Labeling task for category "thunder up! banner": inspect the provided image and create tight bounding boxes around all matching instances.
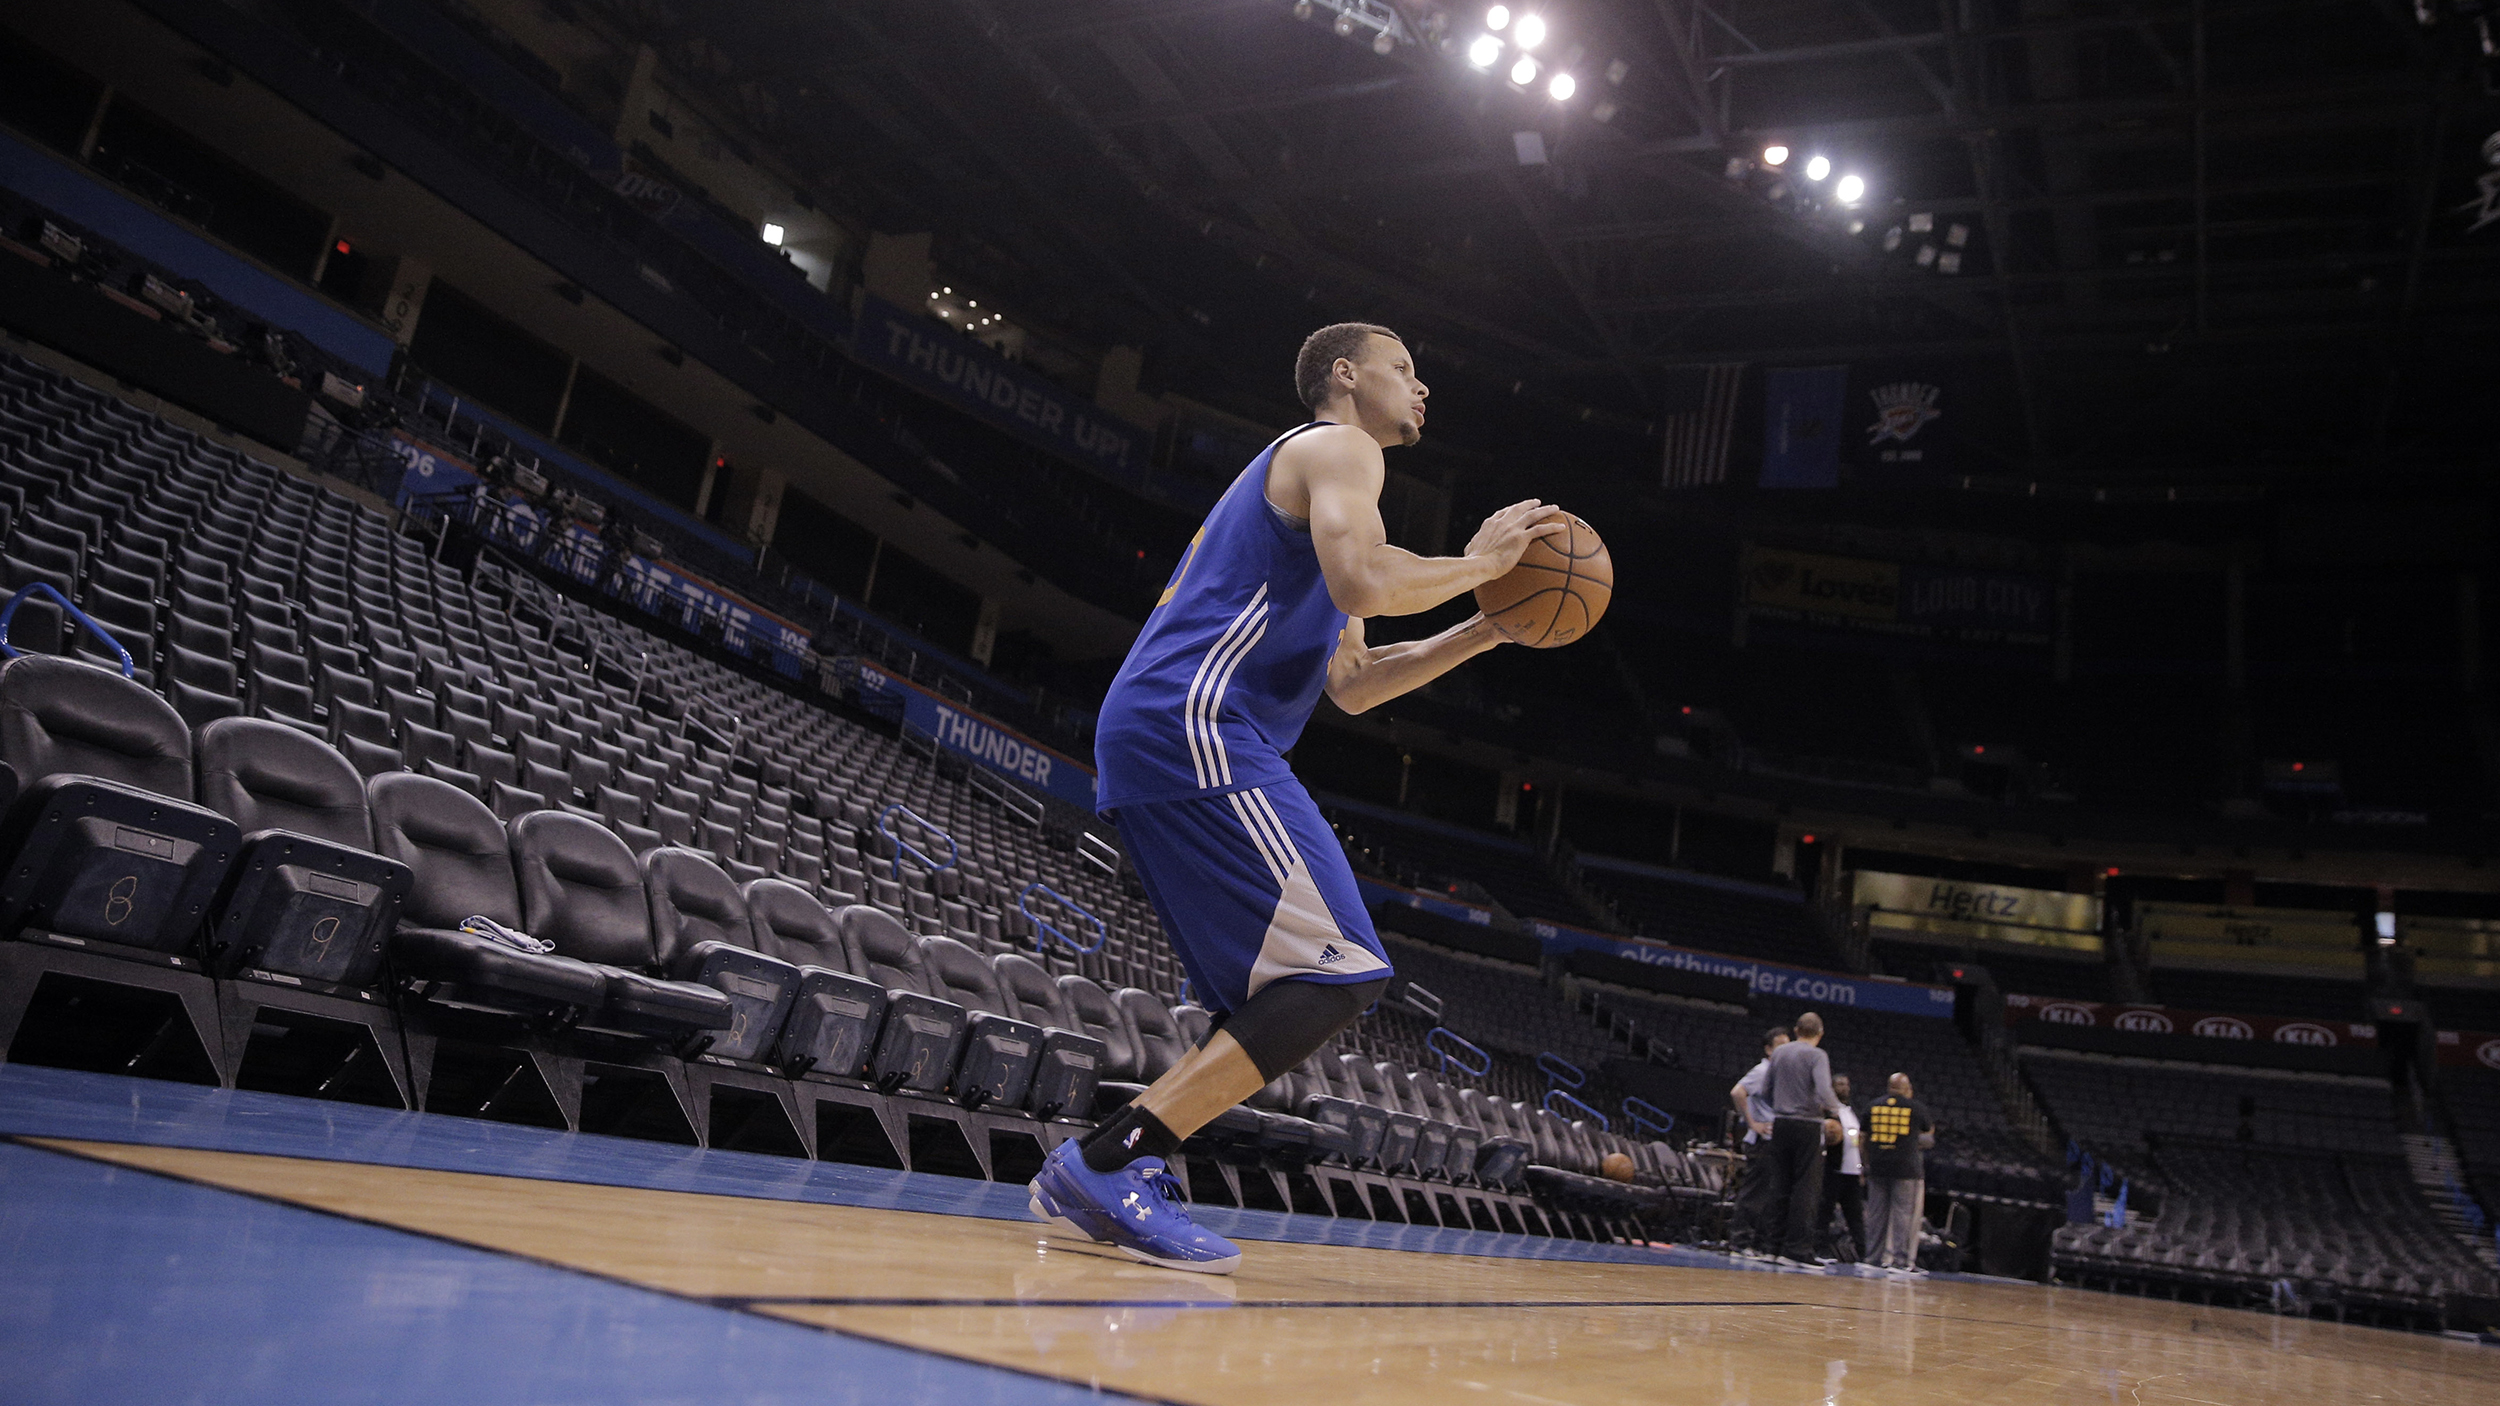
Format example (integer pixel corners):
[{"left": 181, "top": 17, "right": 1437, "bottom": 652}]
[
  {"left": 845, "top": 659, "right": 1098, "bottom": 813},
  {"left": 853, "top": 295, "right": 1150, "bottom": 481},
  {"left": 2003, "top": 993, "right": 2500, "bottom": 1069},
  {"left": 1356, "top": 875, "right": 1958, "bottom": 1019},
  {"left": 1740, "top": 543, "right": 2052, "bottom": 648}
]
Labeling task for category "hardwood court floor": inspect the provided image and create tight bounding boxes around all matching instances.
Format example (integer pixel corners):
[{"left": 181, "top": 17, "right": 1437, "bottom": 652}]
[{"left": 36, "top": 1134, "right": 2500, "bottom": 1406}]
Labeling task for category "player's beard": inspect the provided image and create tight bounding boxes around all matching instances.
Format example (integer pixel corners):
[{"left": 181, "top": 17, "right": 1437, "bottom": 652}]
[{"left": 1398, "top": 419, "right": 1422, "bottom": 447}]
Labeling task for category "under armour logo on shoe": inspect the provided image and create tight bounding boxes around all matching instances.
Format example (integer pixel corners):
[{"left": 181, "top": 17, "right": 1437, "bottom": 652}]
[
  {"left": 1122, "top": 1126, "right": 1144, "bottom": 1149},
  {"left": 1317, "top": 943, "right": 1344, "bottom": 965}
]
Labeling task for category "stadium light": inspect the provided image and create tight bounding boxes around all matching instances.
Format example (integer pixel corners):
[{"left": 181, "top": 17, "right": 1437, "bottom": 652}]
[
  {"left": 1548, "top": 72, "right": 1576, "bottom": 101},
  {"left": 1510, "top": 55, "right": 1538, "bottom": 85},
  {"left": 1486, "top": 5, "right": 1510, "bottom": 30},
  {"left": 1762, "top": 144, "right": 1789, "bottom": 167},
  {"left": 1834, "top": 173, "right": 1865, "bottom": 204},
  {"left": 1469, "top": 33, "right": 1502, "bottom": 66},
  {"left": 1804, "top": 154, "right": 1831, "bottom": 181},
  {"left": 760, "top": 222, "right": 785, "bottom": 246},
  {"left": 1515, "top": 13, "right": 1546, "bottom": 49},
  {"left": 1335, "top": 11, "right": 1356, "bottom": 36}
]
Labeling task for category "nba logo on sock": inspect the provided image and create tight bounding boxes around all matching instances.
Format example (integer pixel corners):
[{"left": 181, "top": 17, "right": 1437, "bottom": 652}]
[
  {"left": 1122, "top": 1126, "right": 1143, "bottom": 1149},
  {"left": 1317, "top": 943, "right": 1343, "bottom": 965}
]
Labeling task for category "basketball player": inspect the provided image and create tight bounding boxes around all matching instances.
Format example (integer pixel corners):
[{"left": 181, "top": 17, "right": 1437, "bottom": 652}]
[{"left": 1029, "top": 323, "right": 1568, "bottom": 1273}]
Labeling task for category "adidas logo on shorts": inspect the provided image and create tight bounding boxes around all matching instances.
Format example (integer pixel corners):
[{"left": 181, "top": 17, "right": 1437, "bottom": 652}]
[{"left": 1317, "top": 943, "right": 1344, "bottom": 965}]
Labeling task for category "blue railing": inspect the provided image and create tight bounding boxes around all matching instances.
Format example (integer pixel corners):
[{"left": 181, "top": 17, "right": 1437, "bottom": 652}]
[
  {"left": 876, "top": 803, "right": 958, "bottom": 885},
  {"left": 1019, "top": 881, "right": 1107, "bottom": 955},
  {"left": 1426, "top": 1027, "right": 1491, "bottom": 1080},
  {"left": 0, "top": 584, "right": 133, "bottom": 677},
  {"left": 1622, "top": 1097, "right": 1676, "bottom": 1138},
  {"left": 1537, "top": 1051, "right": 1587, "bottom": 1091},
  {"left": 1543, "top": 1089, "right": 1611, "bottom": 1131}
]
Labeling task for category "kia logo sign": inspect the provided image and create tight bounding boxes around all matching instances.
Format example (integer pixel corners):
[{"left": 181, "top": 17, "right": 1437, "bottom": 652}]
[
  {"left": 2040, "top": 1003, "right": 2097, "bottom": 1026},
  {"left": 2478, "top": 1039, "right": 2500, "bottom": 1071},
  {"left": 2192, "top": 1016, "right": 2254, "bottom": 1040},
  {"left": 2112, "top": 1009, "right": 2174, "bottom": 1034},
  {"left": 2273, "top": 1022, "right": 2337, "bottom": 1046}
]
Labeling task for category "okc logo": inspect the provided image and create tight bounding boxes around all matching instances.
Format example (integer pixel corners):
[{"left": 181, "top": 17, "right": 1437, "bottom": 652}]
[
  {"left": 1865, "top": 382, "right": 1941, "bottom": 445},
  {"left": 2040, "top": 1003, "right": 2097, "bottom": 1026},
  {"left": 103, "top": 875, "right": 138, "bottom": 926},
  {"left": 2274, "top": 1022, "right": 2336, "bottom": 1047},
  {"left": 2113, "top": 1010, "right": 2173, "bottom": 1034},
  {"left": 2193, "top": 1016, "right": 2253, "bottom": 1040}
]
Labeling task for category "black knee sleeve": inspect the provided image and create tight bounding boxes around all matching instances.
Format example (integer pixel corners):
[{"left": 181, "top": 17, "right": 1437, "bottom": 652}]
[{"left": 1213, "top": 975, "right": 1390, "bottom": 1082}]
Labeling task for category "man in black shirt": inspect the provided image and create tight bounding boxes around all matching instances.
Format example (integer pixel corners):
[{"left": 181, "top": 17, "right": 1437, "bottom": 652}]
[{"left": 1862, "top": 1071, "right": 1935, "bottom": 1276}]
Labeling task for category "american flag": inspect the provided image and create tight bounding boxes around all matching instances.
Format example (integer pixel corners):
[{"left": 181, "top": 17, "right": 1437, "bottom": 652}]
[{"left": 1660, "top": 362, "right": 1746, "bottom": 489}]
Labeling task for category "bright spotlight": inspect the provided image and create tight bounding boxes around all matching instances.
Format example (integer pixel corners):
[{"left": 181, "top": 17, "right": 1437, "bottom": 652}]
[
  {"left": 1515, "top": 13, "right": 1546, "bottom": 49},
  {"left": 1510, "top": 55, "right": 1539, "bottom": 85},
  {"left": 1761, "top": 144, "right": 1789, "bottom": 167},
  {"left": 1469, "top": 33, "right": 1502, "bottom": 66},
  {"left": 760, "top": 222, "right": 785, "bottom": 246},
  {"left": 1834, "top": 173, "right": 1865, "bottom": 204},
  {"left": 1486, "top": 5, "right": 1510, "bottom": 31},
  {"left": 1548, "top": 72, "right": 1576, "bottom": 101},
  {"left": 1804, "top": 154, "right": 1831, "bottom": 182}
]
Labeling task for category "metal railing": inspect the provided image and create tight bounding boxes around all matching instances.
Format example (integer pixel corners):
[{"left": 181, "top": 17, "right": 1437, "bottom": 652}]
[
  {"left": 1543, "top": 1088, "right": 1612, "bottom": 1131},
  {"left": 875, "top": 802, "right": 958, "bottom": 885},
  {"left": 1019, "top": 881, "right": 1107, "bottom": 955},
  {"left": 1622, "top": 1097, "right": 1676, "bottom": 1139},
  {"left": 1426, "top": 1027, "right": 1491, "bottom": 1080},
  {"left": 1537, "top": 1051, "right": 1588, "bottom": 1091},
  {"left": 1, "top": 584, "right": 133, "bottom": 676}
]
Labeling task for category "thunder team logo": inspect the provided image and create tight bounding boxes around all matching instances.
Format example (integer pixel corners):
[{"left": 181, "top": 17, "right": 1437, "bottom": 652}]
[{"left": 1866, "top": 381, "right": 1942, "bottom": 445}]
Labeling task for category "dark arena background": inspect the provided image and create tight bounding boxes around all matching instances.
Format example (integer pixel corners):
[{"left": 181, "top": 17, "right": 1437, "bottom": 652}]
[{"left": 3, "top": 0, "right": 2500, "bottom": 1401}]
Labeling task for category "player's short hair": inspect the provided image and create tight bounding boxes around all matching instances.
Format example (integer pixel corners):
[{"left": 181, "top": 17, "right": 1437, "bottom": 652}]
[
  {"left": 1761, "top": 1026, "right": 1789, "bottom": 1051},
  {"left": 1794, "top": 1012, "right": 1824, "bottom": 1039},
  {"left": 1295, "top": 322, "right": 1402, "bottom": 411}
]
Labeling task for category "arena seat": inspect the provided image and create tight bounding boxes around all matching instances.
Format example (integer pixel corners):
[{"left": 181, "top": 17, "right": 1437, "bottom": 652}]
[
  {"left": 746, "top": 878, "right": 885, "bottom": 1081},
  {"left": 193, "top": 718, "right": 410, "bottom": 987},
  {"left": 366, "top": 773, "right": 607, "bottom": 1021},
  {"left": 1297, "top": 1050, "right": 1390, "bottom": 1166},
  {"left": 0, "top": 655, "right": 238, "bottom": 957},
  {"left": 1058, "top": 973, "right": 1143, "bottom": 1114},
  {"left": 1343, "top": 1055, "right": 1426, "bottom": 1172},
  {"left": 643, "top": 847, "right": 799, "bottom": 1065},
  {"left": 990, "top": 951, "right": 1107, "bottom": 1121},
  {"left": 509, "top": 811, "right": 732, "bottom": 1047},
  {"left": 838, "top": 903, "right": 968, "bottom": 1094},
  {"left": 916, "top": 935, "right": 1043, "bottom": 1110}
]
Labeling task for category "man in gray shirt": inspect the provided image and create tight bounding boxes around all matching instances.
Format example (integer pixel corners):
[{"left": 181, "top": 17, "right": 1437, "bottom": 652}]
[
  {"left": 1724, "top": 1026, "right": 1789, "bottom": 1256},
  {"left": 1750, "top": 1011, "right": 1842, "bottom": 1267}
]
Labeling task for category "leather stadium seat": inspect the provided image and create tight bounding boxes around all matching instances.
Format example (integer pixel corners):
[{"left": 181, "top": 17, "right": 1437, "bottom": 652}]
[
  {"left": 744, "top": 878, "right": 885, "bottom": 1081},
  {"left": 642, "top": 847, "right": 798, "bottom": 1064},
  {"left": 917, "top": 934, "right": 1042, "bottom": 1110},
  {"left": 0, "top": 655, "right": 237, "bottom": 954},
  {"left": 836, "top": 904, "right": 967, "bottom": 1094},
  {"left": 366, "top": 772, "right": 605, "bottom": 1015},
  {"left": 990, "top": 952, "right": 1106, "bottom": 1120},
  {"left": 510, "top": 811, "right": 732, "bottom": 1045},
  {"left": 1343, "top": 1055, "right": 1426, "bottom": 1172},
  {"left": 1457, "top": 1087, "right": 1531, "bottom": 1186},
  {"left": 1055, "top": 973, "right": 1141, "bottom": 1116},
  {"left": 193, "top": 718, "right": 410, "bottom": 986},
  {"left": 1297, "top": 1050, "right": 1389, "bottom": 1167}
]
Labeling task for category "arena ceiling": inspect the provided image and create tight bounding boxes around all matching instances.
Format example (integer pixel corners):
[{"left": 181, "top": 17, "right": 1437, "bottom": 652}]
[{"left": 585, "top": 0, "right": 2500, "bottom": 485}]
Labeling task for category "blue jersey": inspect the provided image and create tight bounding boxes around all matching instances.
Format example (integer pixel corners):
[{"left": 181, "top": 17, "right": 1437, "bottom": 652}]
[{"left": 1096, "top": 423, "right": 1345, "bottom": 811}]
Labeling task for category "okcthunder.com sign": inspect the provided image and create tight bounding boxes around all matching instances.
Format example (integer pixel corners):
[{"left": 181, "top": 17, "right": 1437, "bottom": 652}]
[{"left": 849, "top": 661, "right": 1097, "bottom": 812}]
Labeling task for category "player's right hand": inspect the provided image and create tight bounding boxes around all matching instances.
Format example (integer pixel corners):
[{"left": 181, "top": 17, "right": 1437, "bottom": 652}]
[{"left": 1465, "top": 499, "right": 1570, "bottom": 577}]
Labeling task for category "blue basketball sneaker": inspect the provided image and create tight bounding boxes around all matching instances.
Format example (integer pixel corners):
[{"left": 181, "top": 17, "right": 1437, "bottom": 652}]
[{"left": 1028, "top": 1139, "right": 1241, "bottom": 1275}]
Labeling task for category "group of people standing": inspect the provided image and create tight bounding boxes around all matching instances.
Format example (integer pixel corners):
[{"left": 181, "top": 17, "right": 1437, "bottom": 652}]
[{"left": 1725, "top": 1013, "right": 1934, "bottom": 1277}]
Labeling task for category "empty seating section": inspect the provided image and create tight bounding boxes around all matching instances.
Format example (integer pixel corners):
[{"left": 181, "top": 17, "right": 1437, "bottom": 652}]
[
  {"left": 1880, "top": 939, "right": 2114, "bottom": 1003},
  {"left": 1577, "top": 857, "right": 1842, "bottom": 970},
  {"left": 2027, "top": 1050, "right": 2495, "bottom": 1307},
  {"left": 1326, "top": 801, "right": 1591, "bottom": 923},
  {"left": 0, "top": 353, "right": 1723, "bottom": 1240},
  {"left": 2449, "top": 1067, "right": 2500, "bottom": 1217}
]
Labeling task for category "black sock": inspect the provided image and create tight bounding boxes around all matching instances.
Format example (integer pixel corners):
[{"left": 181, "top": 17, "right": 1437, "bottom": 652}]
[{"left": 1080, "top": 1105, "right": 1181, "bottom": 1173}]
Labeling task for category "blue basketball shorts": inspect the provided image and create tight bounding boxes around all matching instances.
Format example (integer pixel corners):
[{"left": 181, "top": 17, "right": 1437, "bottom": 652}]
[{"left": 1112, "top": 778, "right": 1392, "bottom": 1015}]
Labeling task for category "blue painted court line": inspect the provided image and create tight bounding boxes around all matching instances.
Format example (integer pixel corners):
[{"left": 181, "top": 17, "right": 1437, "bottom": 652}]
[
  {"left": 0, "top": 1139, "right": 1162, "bottom": 1406},
  {"left": 0, "top": 1064, "right": 1696, "bottom": 1266}
]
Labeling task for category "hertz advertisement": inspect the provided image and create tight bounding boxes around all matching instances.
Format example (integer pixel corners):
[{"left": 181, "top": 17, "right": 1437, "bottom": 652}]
[{"left": 1741, "top": 544, "right": 2052, "bottom": 648}]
